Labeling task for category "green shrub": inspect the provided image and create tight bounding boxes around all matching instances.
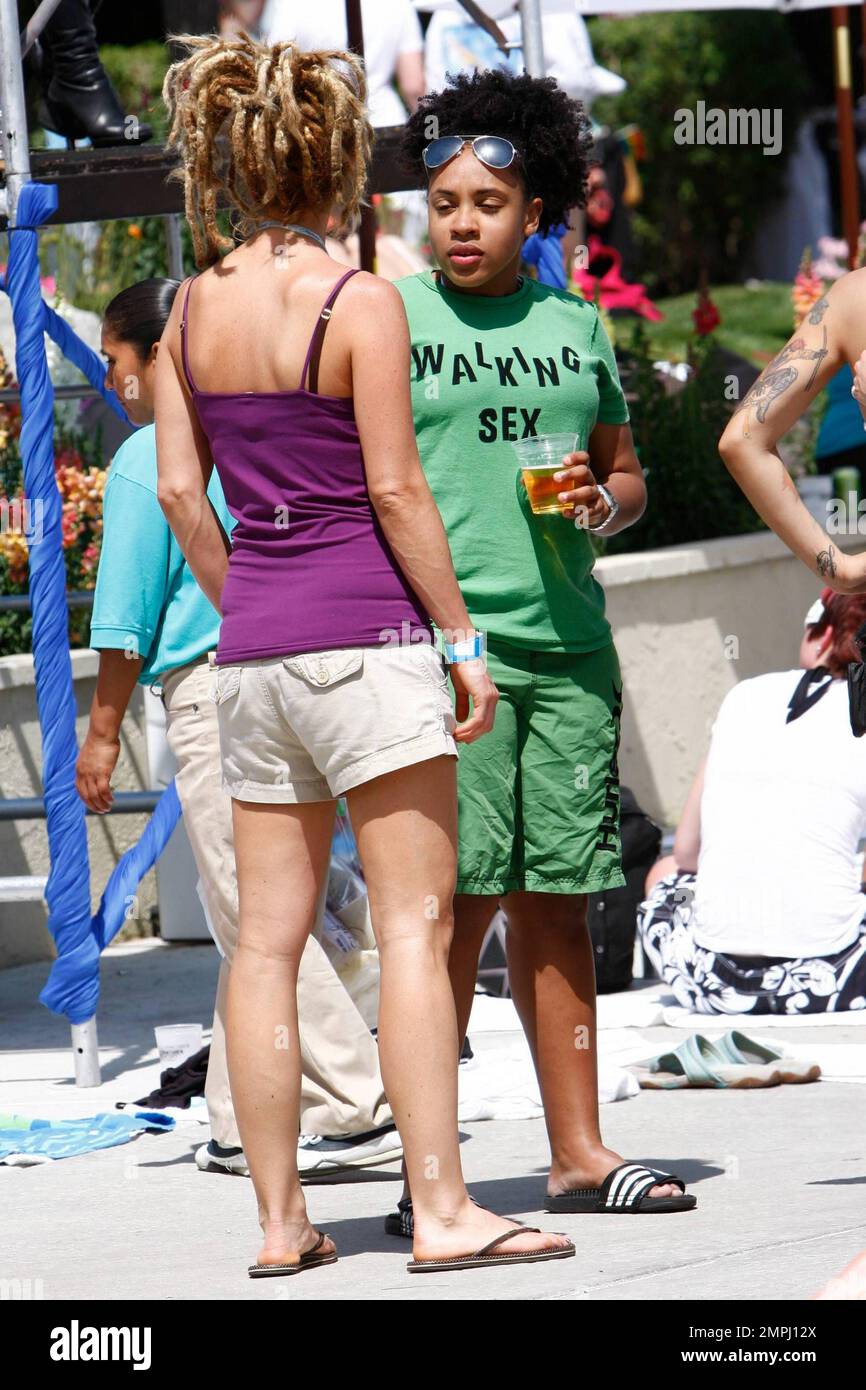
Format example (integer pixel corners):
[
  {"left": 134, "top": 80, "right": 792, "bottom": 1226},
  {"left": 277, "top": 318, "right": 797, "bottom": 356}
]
[
  {"left": 98, "top": 42, "right": 172, "bottom": 143},
  {"left": 598, "top": 321, "right": 766, "bottom": 555}
]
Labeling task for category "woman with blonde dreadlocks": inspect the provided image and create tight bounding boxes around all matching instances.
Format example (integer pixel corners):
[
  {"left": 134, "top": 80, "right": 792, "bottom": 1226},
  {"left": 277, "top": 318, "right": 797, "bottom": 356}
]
[{"left": 155, "top": 31, "right": 574, "bottom": 1279}]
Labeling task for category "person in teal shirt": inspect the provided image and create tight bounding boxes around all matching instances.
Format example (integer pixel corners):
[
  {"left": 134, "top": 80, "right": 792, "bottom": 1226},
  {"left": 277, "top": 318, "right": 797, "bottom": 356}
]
[
  {"left": 387, "top": 68, "right": 696, "bottom": 1224},
  {"left": 88, "top": 417, "right": 232, "bottom": 685}
]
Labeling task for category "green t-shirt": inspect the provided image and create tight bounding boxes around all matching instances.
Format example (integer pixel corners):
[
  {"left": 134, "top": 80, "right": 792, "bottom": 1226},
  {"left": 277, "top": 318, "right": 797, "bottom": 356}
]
[{"left": 395, "top": 269, "right": 630, "bottom": 652}]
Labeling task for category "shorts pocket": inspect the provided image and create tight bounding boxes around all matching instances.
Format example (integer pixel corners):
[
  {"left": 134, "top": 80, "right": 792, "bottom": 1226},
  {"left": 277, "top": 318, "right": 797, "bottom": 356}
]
[
  {"left": 212, "top": 665, "right": 242, "bottom": 705},
  {"left": 282, "top": 648, "right": 365, "bottom": 688},
  {"left": 414, "top": 642, "right": 450, "bottom": 691}
]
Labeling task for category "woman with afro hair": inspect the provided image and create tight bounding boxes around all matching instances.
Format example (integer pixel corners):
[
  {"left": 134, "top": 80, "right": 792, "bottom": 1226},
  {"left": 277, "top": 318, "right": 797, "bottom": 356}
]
[{"left": 390, "top": 68, "right": 696, "bottom": 1224}]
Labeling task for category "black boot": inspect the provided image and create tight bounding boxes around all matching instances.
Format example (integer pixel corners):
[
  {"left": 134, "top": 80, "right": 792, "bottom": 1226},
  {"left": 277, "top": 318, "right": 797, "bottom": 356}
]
[{"left": 36, "top": 0, "right": 152, "bottom": 148}]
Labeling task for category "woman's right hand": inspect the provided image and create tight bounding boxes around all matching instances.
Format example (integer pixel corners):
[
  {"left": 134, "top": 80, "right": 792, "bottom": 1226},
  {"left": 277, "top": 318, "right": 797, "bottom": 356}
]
[
  {"left": 448, "top": 658, "right": 499, "bottom": 743},
  {"left": 76, "top": 731, "right": 120, "bottom": 813}
]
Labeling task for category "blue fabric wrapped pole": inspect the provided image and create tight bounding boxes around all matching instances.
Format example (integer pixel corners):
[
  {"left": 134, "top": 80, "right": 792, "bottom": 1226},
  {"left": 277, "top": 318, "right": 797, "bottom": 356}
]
[
  {"left": 2, "top": 182, "right": 182, "bottom": 1026},
  {"left": 5, "top": 183, "right": 98, "bottom": 1024}
]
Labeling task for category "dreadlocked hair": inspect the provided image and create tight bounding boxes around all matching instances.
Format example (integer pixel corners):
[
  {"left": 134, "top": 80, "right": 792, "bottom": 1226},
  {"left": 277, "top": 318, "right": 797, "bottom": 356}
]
[{"left": 162, "top": 30, "right": 372, "bottom": 268}]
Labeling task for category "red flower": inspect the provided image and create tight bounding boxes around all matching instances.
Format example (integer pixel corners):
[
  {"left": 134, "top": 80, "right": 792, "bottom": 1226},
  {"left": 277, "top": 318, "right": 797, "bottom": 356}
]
[{"left": 693, "top": 291, "right": 720, "bottom": 337}]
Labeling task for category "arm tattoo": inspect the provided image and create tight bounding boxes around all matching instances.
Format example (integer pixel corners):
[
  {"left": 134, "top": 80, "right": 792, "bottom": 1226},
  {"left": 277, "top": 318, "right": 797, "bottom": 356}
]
[
  {"left": 733, "top": 327, "right": 828, "bottom": 436},
  {"left": 816, "top": 544, "right": 837, "bottom": 579},
  {"left": 808, "top": 296, "right": 829, "bottom": 324}
]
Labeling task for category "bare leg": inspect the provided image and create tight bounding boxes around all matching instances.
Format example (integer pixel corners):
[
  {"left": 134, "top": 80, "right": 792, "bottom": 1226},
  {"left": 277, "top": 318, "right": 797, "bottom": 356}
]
[
  {"left": 450, "top": 892, "right": 502, "bottom": 1044},
  {"left": 502, "top": 890, "right": 675, "bottom": 1200},
  {"left": 226, "top": 795, "right": 338, "bottom": 1268},
  {"left": 396, "top": 890, "right": 499, "bottom": 1204},
  {"left": 347, "top": 757, "right": 570, "bottom": 1261}
]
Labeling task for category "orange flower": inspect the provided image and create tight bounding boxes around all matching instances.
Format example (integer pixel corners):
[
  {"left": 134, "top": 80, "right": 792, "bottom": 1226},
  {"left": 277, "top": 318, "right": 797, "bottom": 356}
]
[
  {"left": 128, "top": 224, "right": 143, "bottom": 240},
  {"left": 792, "top": 248, "right": 824, "bottom": 326},
  {"left": 0, "top": 530, "right": 29, "bottom": 585}
]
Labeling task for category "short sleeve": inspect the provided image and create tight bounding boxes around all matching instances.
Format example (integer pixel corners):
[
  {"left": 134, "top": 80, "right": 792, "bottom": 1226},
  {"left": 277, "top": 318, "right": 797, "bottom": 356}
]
[
  {"left": 89, "top": 474, "right": 170, "bottom": 665},
  {"left": 398, "top": 0, "right": 423, "bottom": 53},
  {"left": 591, "top": 308, "right": 630, "bottom": 426}
]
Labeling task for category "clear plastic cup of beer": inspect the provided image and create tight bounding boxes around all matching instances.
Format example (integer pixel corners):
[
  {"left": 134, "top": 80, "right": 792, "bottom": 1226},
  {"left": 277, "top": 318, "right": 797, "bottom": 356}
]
[{"left": 514, "top": 432, "right": 580, "bottom": 515}]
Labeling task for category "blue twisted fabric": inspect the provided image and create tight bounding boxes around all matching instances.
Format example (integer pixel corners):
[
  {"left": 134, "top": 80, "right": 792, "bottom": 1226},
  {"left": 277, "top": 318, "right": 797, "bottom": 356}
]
[
  {"left": 42, "top": 299, "right": 129, "bottom": 422},
  {"left": 92, "top": 781, "right": 181, "bottom": 953},
  {"left": 522, "top": 222, "right": 568, "bottom": 290},
  {"left": 2, "top": 182, "right": 182, "bottom": 1024}
]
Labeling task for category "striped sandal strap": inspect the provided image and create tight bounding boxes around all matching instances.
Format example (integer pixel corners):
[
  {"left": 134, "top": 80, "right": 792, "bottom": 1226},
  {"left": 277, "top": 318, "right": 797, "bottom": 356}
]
[{"left": 600, "top": 1163, "right": 676, "bottom": 1210}]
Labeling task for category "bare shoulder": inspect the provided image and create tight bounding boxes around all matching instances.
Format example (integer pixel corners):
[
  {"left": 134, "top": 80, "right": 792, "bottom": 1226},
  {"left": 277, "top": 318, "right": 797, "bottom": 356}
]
[
  {"left": 340, "top": 269, "right": 406, "bottom": 312},
  {"left": 821, "top": 267, "right": 866, "bottom": 347},
  {"left": 340, "top": 270, "right": 409, "bottom": 346},
  {"left": 160, "top": 274, "right": 188, "bottom": 368}
]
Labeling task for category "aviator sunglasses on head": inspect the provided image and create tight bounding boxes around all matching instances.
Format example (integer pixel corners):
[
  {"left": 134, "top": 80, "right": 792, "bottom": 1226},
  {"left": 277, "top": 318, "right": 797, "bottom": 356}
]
[{"left": 422, "top": 135, "right": 522, "bottom": 174}]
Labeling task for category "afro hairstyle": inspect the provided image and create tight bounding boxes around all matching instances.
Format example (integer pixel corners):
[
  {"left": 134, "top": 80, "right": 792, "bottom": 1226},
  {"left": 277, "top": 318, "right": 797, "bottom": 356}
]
[{"left": 400, "top": 67, "right": 594, "bottom": 236}]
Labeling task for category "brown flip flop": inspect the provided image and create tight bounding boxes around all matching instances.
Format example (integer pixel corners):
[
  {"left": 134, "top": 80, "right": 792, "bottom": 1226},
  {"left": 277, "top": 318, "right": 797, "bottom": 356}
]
[
  {"left": 407, "top": 1224, "right": 575, "bottom": 1274},
  {"left": 248, "top": 1229, "right": 337, "bottom": 1278}
]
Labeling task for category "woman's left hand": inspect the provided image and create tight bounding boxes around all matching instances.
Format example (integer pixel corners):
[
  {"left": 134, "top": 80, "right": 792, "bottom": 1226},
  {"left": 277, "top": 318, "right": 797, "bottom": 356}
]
[{"left": 553, "top": 451, "right": 611, "bottom": 528}]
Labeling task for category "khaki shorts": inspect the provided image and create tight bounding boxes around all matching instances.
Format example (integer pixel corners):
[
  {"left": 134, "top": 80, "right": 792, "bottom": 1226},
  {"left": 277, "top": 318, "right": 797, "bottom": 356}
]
[{"left": 208, "top": 641, "right": 458, "bottom": 802}]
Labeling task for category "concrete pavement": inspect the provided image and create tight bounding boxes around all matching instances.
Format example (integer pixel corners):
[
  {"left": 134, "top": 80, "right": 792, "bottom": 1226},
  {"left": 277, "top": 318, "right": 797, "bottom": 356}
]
[{"left": 2, "top": 939, "right": 864, "bottom": 1301}]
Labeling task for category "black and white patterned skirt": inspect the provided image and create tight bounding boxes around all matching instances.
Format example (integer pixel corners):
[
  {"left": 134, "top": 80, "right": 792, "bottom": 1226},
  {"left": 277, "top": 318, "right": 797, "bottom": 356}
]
[{"left": 637, "top": 870, "right": 866, "bottom": 1016}]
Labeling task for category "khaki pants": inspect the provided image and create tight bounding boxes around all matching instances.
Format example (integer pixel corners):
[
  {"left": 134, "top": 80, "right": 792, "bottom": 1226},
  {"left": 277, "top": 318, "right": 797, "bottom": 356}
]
[{"left": 158, "top": 654, "right": 391, "bottom": 1147}]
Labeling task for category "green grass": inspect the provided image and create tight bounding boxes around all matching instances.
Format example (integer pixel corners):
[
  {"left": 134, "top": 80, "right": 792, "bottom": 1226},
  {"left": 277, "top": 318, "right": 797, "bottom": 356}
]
[{"left": 640, "top": 282, "right": 795, "bottom": 365}]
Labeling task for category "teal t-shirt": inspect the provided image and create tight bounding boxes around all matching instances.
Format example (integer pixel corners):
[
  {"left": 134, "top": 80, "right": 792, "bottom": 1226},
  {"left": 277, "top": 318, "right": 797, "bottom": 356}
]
[
  {"left": 89, "top": 423, "right": 236, "bottom": 684},
  {"left": 395, "top": 269, "right": 630, "bottom": 652}
]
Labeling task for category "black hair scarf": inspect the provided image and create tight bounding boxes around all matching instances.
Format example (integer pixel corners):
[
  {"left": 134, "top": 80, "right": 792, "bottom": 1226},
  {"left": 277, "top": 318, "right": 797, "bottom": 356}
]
[{"left": 786, "top": 665, "right": 833, "bottom": 724}]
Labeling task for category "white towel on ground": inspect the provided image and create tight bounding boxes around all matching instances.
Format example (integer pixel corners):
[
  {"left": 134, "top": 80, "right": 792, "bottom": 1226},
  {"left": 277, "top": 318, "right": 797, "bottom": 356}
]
[{"left": 463, "top": 993, "right": 639, "bottom": 1118}]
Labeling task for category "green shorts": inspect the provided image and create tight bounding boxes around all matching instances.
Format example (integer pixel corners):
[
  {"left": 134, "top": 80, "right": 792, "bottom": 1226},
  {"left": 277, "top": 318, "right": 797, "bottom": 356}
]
[{"left": 452, "top": 638, "right": 625, "bottom": 896}]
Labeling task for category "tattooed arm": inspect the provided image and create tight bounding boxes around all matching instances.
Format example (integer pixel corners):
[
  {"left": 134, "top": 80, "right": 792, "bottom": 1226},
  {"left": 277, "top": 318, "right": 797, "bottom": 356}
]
[{"left": 719, "top": 274, "right": 866, "bottom": 592}]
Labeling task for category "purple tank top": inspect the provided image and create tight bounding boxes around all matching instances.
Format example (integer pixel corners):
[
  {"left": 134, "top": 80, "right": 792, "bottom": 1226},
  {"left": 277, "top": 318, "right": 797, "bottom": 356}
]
[{"left": 180, "top": 268, "right": 433, "bottom": 664}]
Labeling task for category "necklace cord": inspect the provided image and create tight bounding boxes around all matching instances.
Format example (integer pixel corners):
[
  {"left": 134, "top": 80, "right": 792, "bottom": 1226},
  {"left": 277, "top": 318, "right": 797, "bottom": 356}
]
[{"left": 245, "top": 220, "right": 327, "bottom": 251}]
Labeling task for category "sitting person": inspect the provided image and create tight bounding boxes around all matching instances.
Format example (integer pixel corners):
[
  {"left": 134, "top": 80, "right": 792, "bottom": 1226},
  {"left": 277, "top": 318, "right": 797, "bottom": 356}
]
[{"left": 639, "top": 588, "right": 866, "bottom": 1015}]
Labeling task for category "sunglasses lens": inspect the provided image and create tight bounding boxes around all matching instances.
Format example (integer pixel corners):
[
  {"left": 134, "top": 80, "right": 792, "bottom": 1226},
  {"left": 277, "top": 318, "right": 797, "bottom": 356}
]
[
  {"left": 423, "top": 136, "right": 463, "bottom": 169},
  {"left": 472, "top": 137, "right": 516, "bottom": 169}
]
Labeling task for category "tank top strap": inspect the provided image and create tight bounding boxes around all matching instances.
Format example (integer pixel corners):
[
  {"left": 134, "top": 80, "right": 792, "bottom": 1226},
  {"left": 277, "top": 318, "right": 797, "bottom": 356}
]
[
  {"left": 300, "top": 268, "right": 361, "bottom": 395},
  {"left": 179, "top": 273, "right": 201, "bottom": 395}
]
